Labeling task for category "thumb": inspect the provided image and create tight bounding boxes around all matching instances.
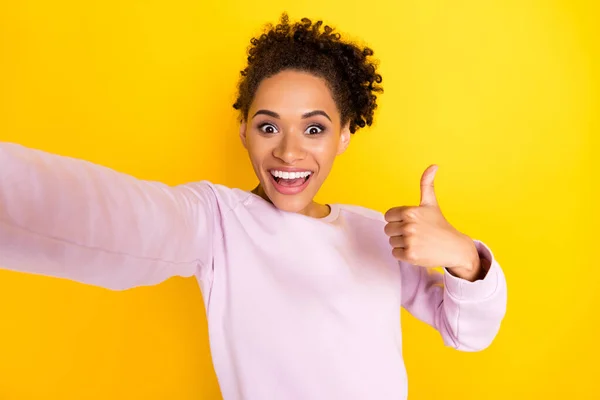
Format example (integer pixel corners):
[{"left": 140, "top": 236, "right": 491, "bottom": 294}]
[{"left": 419, "top": 164, "right": 439, "bottom": 207}]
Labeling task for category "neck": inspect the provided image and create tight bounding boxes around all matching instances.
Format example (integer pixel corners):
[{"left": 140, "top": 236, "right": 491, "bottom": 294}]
[{"left": 252, "top": 184, "right": 330, "bottom": 219}]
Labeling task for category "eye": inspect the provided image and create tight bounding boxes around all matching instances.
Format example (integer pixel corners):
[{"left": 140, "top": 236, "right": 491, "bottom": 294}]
[
  {"left": 305, "top": 124, "right": 325, "bottom": 135},
  {"left": 259, "top": 123, "right": 278, "bottom": 134}
]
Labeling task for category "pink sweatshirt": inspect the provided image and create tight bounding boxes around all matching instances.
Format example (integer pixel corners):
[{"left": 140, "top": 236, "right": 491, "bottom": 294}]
[{"left": 0, "top": 142, "right": 507, "bottom": 399}]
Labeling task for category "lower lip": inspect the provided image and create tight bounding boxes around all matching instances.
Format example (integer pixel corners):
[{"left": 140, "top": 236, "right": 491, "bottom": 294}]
[{"left": 268, "top": 173, "right": 313, "bottom": 195}]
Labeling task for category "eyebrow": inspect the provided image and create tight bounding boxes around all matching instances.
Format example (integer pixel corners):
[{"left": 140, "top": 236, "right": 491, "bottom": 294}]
[{"left": 252, "top": 109, "right": 332, "bottom": 122}]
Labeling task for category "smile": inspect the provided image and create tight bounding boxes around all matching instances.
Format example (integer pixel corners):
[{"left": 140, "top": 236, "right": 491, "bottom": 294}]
[{"left": 268, "top": 169, "right": 313, "bottom": 195}]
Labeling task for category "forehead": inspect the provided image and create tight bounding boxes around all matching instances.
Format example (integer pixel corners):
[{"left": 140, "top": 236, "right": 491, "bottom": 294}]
[{"left": 250, "top": 70, "right": 339, "bottom": 121}]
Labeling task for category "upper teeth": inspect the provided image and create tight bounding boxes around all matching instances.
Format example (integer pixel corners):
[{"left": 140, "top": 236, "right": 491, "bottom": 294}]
[{"left": 270, "top": 170, "right": 312, "bottom": 179}]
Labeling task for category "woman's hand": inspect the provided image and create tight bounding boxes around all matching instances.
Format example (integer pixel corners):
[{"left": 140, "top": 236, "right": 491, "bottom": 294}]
[{"left": 384, "top": 165, "right": 483, "bottom": 282}]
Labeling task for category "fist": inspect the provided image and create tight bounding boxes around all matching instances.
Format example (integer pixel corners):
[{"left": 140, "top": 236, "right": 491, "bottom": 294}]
[{"left": 384, "top": 165, "right": 480, "bottom": 276}]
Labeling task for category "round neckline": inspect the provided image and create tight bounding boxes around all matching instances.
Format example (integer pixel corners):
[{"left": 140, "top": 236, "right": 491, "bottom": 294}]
[
  {"left": 244, "top": 190, "right": 341, "bottom": 223},
  {"left": 319, "top": 203, "right": 340, "bottom": 222}
]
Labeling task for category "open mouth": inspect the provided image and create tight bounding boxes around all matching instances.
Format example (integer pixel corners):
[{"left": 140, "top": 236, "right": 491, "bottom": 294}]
[{"left": 268, "top": 169, "right": 313, "bottom": 195}]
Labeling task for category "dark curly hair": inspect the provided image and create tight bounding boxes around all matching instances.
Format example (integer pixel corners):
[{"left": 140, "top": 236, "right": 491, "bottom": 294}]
[{"left": 233, "top": 13, "right": 383, "bottom": 134}]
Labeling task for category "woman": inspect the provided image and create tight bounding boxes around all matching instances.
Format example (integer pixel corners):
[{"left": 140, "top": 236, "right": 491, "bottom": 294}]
[{"left": 0, "top": 14, "right": 506, "bottom": 400}]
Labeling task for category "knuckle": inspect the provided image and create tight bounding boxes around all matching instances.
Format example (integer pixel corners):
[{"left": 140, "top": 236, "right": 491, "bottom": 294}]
[
  {"left": 404, "top": 223, "right": 417, "bottom": 235},
  {"left": 405, "top": 207, "right": 419, "bottom": 220},
  {"left": 404, "top": 249, "right": 417, "bottom": 262}
]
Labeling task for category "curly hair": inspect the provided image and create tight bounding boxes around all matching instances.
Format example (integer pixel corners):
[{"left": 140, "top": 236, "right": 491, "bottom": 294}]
[{"left": 233, "top": 13, "right": 383, "bottom": 134}]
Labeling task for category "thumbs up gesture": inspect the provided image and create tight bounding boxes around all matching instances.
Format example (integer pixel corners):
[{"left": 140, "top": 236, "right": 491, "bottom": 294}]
[{"left": 384, "top": 165, "right": 482, "bottom": 281}]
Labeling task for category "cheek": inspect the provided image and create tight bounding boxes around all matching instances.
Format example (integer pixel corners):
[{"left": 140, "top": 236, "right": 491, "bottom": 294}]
[
  {"left": 309, "top": 136, "right": 340, "bottom": 164},
  {"left": 246, "top": 135, "right": 271, "bottom": 160}
]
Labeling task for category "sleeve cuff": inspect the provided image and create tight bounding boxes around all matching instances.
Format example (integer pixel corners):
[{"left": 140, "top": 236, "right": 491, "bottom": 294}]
[{"left": 443, "top": 240, "right": 500, "bottom": 301}]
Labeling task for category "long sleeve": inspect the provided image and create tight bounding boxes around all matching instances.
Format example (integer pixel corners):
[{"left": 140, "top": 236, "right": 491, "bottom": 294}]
[
  {"left": 399, "top": 240, "right": 507, "bottom": 351},
  {"left": 0, "top": 142, "right": 219, "bottom": 290}
]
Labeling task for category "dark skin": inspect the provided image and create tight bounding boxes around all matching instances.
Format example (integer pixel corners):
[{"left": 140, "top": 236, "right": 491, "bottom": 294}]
[{"left": 239, "top": 70, "right": 349, "bottom": 219}]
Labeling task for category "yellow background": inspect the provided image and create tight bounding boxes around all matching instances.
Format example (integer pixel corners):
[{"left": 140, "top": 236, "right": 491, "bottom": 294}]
[{"left": 0, "top": 0, "right": 598, "bottom": 399}]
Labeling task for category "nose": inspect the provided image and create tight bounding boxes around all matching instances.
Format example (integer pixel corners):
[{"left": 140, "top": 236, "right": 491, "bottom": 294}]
[{"left": 272, "top": 131, "right": 306, "bottom": 164}]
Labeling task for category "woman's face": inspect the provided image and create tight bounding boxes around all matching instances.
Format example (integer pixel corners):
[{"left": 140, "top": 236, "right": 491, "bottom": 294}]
[{"left": 240, "top": 69, "right": 351, "bottom": 216}]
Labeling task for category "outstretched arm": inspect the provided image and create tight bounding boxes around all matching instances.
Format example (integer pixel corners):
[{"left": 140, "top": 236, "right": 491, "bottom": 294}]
[{"left": 0, "top": 142, "right": 218, "bottom": 290}]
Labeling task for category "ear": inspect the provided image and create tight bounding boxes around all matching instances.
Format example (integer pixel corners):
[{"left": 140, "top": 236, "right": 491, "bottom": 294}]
[
  {"left": 239, "top": 120, "right": 248, "bottom": 149},
  {"left": 336, "top": 122, "right": 351, "bottom": 155}
]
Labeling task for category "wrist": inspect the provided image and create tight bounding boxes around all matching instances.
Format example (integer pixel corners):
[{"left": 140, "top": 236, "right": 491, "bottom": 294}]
[
  {"left": 448, "top": 261, "right": 481, "bottom": 282},
  {"left": 447, "top": 237, "right": 482, "bottom": 282}
]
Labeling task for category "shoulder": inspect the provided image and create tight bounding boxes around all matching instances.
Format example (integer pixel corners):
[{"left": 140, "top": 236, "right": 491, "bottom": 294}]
[{"left": 177, "top": 180, "right": 251, "bottom": 214}]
